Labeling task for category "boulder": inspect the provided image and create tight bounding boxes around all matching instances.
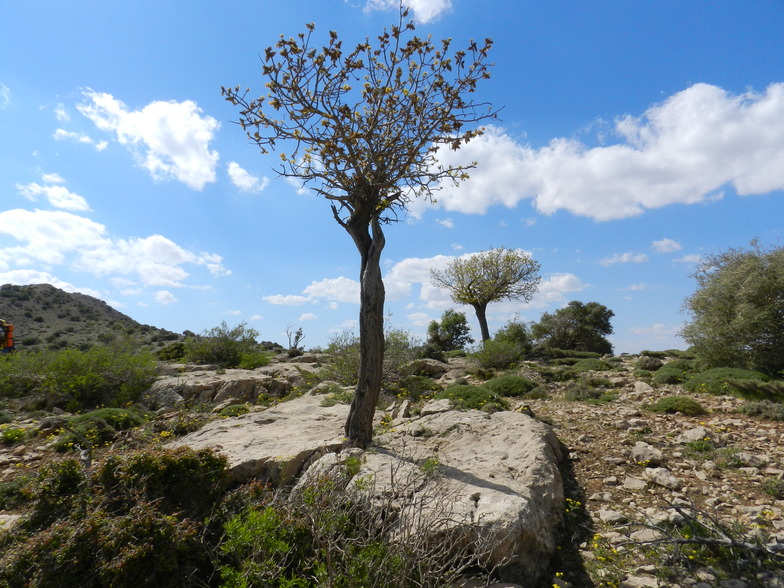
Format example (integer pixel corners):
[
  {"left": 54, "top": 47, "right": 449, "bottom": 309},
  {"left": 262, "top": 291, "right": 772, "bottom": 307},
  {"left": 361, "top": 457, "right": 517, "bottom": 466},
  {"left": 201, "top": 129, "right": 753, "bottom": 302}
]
[{"left": 171, "top": 393, "right": 564, "bottom": 585}]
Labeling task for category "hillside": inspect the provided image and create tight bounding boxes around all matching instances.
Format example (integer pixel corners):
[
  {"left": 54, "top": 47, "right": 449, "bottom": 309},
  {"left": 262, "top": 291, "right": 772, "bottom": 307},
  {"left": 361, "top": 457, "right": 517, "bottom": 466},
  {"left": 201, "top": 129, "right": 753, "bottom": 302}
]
[{"left": 0, "top": 283, "right": 181, "bottom": 352}]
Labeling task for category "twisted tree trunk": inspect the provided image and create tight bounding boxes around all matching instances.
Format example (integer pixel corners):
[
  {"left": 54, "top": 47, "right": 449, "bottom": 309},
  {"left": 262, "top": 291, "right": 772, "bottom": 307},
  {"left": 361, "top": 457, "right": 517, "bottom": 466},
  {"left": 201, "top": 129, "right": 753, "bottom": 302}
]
[{"left": 343, "top": 215, "right": 386, "bottom": 448}]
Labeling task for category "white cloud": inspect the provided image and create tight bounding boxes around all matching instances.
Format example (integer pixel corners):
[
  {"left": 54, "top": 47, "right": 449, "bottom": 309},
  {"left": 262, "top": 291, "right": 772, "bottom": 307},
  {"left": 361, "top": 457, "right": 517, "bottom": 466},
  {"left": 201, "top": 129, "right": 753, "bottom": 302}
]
[
  {"left": 54, "top": 104, "right": 70, "bottom": 122},
  {"left": 53, "top": 128, "right": 108, "bottom": 151},
  {"left": 629, "top": 323, "right": 681, "bottom": 337},
  {"left": 622, "top": 282, "right": 648, "bottom": 291},
  {"left": 674, "top": 254, "right": 702, "bottom": 264},
  {"left": 227, "top": 162, "right": 269, "bottom": 193},
  {"left": 362, "top": 0, "right": 451, "bottom": 23},
  {"left": 652, "top": 238, "right": 682, "bottom": 253},
  {"left": 406, "top": 312, "right": 431, "bottom": 327},
  {"left": 154, "top": 290, "right": 177, "bottom": 305},
  {"left": 299, "top": 313, "right": 318, "bottom": 321},
  {"left": 0, "top": 84, "right": 9, "bottom": 109},
  {"left": 0, "top": 209, "right": 228, "bottom": 289},
  {"left": 250, "top": 314, "right": 263, "bottom": 321},
  {"left": 78, "top": 89, "right": 220, "bottom": 190},
  {"left": 303, "top": 277, "right": 361, "bottom": 303},
  {"left": 437, "top": 218, "right": 454, "bottom": 228},
  {"left": 428, "top": 83, "right": 784, "bottom": 221},
  {"left": 17, "top": 177, "right": 90, "bottom": 212},
  {"left": 599, "top": 252, "right": 649, "bottom": 266},
  {"left": 262, "top": 294, "right": 310, "bottom": 305}
]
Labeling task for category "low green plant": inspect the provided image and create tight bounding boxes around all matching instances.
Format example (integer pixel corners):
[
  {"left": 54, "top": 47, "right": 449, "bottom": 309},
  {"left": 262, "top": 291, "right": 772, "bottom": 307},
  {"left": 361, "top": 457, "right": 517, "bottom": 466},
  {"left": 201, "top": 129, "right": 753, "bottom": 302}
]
[
  {"left": 563, "top": 381, "right": 602, "bottom": 402},
  {"left": 572, "top": 358, "right": 613, "bottom": 372},
  {"left": 389, "top": 375, "right": 442, "bottom": 403},
  {"left": 238, "top": 350, "right": 273, "bottom": 370},
  {"left": 0, "top": 426, "right": 26, "bottom": 445},
  {"left": 0, "top": 410, "right": 14, "bottom": 424},
  {"left": 763, "top": 478, "right": 784, "bottom": 500},
  {"left": 646, "top": 395, "right": 707, "bottom": 416},
  {"left": 219, "top": 404, "right": 251, "bottom": 418},
  {"left": 54, "top": 407, "right": 151, "bottom": 452},
  {"left": 653, "top": 359, "right": 696, "bottom": 384},
  {"left": 484, "top": 374, "right": 538, "bottom": 397},
  {"left": 636, "top": 355, "right": 664, "bottom": 371},
  {"left": 683, "top": 367, "right": 769, "bottom": 396},
  {"left": 727, "top": 379, "right": 784, "bottom": 401},
  {"left": 320, "top": 388, "right": 354, "bottom": 407},
  {"left": 435, "top": 385, "right": 508, "bottom": 412}
]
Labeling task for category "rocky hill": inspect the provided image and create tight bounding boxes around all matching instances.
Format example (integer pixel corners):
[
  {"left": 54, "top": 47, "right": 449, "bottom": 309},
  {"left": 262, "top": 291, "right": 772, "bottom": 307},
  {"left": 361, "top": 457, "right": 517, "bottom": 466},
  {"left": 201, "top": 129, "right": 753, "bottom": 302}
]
[{"left": 0, "top": 283, "right": 180, "bottom": 352}]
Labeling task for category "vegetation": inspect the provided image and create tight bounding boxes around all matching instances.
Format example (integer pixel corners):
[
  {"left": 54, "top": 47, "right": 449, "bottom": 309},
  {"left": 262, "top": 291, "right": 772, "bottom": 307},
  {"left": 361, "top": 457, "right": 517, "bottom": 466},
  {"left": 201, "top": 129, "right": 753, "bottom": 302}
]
[
  {"left": 531, "top": 300, "right": 614, "bottom": 354},
  {"left": 183, "top": 321, "right": 271, "bottom": 369},
  {"left": 682, "top": 367, "right": 769, "bottom": 396},
  {"left": 681, "top": 241, "right": 784, "bottom": 376},
  {"left": 483, "top": 374, "right": 538, "bottom": 397},
  {"left": 0, "top": 344, "right": 157, "bottom": 411},
  {"left": 223, "top": 9, "right": 497, "bottom": 449},
  {"left": 646, "top": 395, "right": 707, "bottom": 416},
  {"left": 430, "top": 248, "right": 540, "bottom": 342},
  {"left": 426, "top": 309, "right": 473, "bottom": 352},
  {"left": 435, "top": 385, "right": 508, "bottom": 412}
]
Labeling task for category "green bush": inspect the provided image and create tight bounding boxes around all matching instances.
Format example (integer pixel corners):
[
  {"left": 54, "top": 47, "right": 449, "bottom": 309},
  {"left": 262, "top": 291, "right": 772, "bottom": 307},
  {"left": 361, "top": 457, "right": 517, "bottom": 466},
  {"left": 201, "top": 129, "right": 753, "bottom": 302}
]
[
  {"left": 471, "top": 339, "right": 524, "bottom": 370},
  {"left": 389, "top": 375, "right": 442, "bottom": 402},
  {"left": 54, "top": 408, "right": 151, "bottom": 452},
  {"left": 572, "top": 358, "right": 612, "bottom": 372},
  {"left": 435, "top": 385, "right": 508, "bottom": 412},
  {"left": 184, "top": 321, "right": 261, "bottom": 368},
  {"left": 0, "top": 410, "right": 13, "bottom": 424},
  {"left": 636, "top": 355, "right": 664, "bottom": 371},
  {"left": 0, "top": 426, "right": 27, "bottom": 445},
  {"left": 563, "top": 381, "right": 603, "bottom": 402},
  {"left": 156, "top": 341, "right": 186, "bottom": 361},
  {"left": 484, "top": 375, "right": 538, "bottom": 397},
  {"left": 726, "top": 379, "right": 784, "bottom": 401},
  {"left": 238, "top": 350, "right": 273, "bottom": 370},
  {"left": 652, "top": 359, "right": 696, "bottom": 384},
  {"left": 3, "top": 449, "right": 229, "bottom": 587},
  {"left": 646, "top": 395, "right": 706, "bottom": 416},
  {"left": 683, "top": 367, "right": 769, "bottom": 396},
  {"left": 219, "top": 404, "right": 251, "bottom": 418}
]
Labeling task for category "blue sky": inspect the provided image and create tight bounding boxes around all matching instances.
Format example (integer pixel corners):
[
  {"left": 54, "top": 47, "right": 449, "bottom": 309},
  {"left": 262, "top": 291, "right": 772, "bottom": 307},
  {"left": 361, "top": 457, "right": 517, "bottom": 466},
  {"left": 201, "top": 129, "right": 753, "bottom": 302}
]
[{"left": 2, "top": 0, "right": 783, "bottom": 353}]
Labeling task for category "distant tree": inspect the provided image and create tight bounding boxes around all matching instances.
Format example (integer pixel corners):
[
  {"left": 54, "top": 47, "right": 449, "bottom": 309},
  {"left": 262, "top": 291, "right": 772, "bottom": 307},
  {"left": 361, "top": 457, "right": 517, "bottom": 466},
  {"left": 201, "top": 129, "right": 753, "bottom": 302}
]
[
  {"left": 430, "top": 248, "right": 540, "bottom": 342},
  {"left": 427, "top": 309, "right": 473, "bottom": 352},
  {"left": 493, "top": 316, "right": 533, "bottom": 356},
  {"left": 223, "top": 10, "right": 497, "bottom": 448},
  {"left": 532, "top": 301, "right": 614, "bottom": 354},
  {"left": 681, "top": 241, "right": 784, "bottom": 376}
]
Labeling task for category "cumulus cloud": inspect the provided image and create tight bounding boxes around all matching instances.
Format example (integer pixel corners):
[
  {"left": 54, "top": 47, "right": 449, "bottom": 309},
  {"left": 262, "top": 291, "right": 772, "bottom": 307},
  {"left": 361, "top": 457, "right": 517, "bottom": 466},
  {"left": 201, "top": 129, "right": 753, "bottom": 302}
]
[
  {"left": 362, "top": 0, "right": 451, "bottom": 23},
  {"left": 652, "top": 238, "right": 682, "bottom": 253},
  {"left": 0, "top": 209, "right": 229, "bottom": 290},
  {"left": 428, "top": 83, "right": 784, "bottom": 221},
  {"left": 437, "top": 218, "right": 454, "bottom": 228},
  {"left": 154, "top": 290, "right": 177, "bottom": 305},
  {"left": 674, "top": 254, "right": 702, "bottom": 265},
  {"left": 77, "top": 89, "right": 220, "bottom": 190},
  {"left": 599, "top": 252, "right": 649, "bottom": 266},
  {"left": 299, "top": 313, "right": 318, "bottom": 321},
  {"left": 17, "top": 176, "right": 90, "bottom": 212},
  {"left": 303, "top": 277, "right": 361, "bottom": 303},
  {"left": 227, "top": 162, "right": 269, "bottom": 193}
]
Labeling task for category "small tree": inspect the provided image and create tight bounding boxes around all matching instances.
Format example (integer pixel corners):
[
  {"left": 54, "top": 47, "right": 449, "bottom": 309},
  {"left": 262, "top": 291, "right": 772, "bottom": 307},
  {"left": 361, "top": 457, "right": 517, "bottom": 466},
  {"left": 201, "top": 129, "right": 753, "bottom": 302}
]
[
  {"left": 430, "top": 248, "right": 540, "bottom": 342},
  {"left": 531, "top": 301, "right": 614, "bottom": 354},
  {"left": 223, "top": 10, "right": 497, "bottom": 448},
  {"left": 426, "top": 309, "right": 473, "bottom": 352},
  {"left": 681, "top": 241, "right": 784, "bottom": 376}
]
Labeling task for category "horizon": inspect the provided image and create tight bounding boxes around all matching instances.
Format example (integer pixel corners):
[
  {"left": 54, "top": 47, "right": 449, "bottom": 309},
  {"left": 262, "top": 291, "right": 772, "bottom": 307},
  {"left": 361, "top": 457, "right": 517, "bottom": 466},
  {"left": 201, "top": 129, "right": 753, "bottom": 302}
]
[{"left": 2, "top": 1, "right": 783, "bottom": 353}]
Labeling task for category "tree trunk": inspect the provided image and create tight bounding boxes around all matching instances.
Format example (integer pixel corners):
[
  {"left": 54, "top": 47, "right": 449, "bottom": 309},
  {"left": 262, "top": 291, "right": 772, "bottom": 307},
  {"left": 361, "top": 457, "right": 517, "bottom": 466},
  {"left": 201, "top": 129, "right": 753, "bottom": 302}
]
[
  {"left": 473, "top": 303, "right": 491, "bottom": 342},
  {"left": 344, "top": 217, "right": 386, "bottom": 448}
]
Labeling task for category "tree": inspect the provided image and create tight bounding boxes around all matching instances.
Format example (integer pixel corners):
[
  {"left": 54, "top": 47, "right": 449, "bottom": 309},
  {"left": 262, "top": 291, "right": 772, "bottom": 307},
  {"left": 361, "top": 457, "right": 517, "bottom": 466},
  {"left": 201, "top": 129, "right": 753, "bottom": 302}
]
[
  {"left": 681, "top": 242, "right": 784, "bottom": 376},
  {"left": 223, "top": 9, "right": 497, "bottom": 448},
  {"left": 430, "top": 248, "right": 540, "bottom": 342},
  {"left": 531, "top": 301, "right": 614, "bottom": 354},
  {"left": 426, "top": 309, "right": 473, "bottom": 352}
]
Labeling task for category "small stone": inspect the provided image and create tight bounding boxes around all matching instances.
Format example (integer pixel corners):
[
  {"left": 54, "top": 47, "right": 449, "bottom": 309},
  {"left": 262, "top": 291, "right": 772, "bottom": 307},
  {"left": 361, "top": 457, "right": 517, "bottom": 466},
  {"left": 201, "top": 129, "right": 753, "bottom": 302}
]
[
  {"left": 678, "top": 427, "right": 713, "bottom": 444},
  {"left": 598, "top": 509, "right": 628, "bottom": 524},
  {"left": 644, "top": 467, "right": 682, "bottom": 490},
  {"left": 620, "top": 574, "right": 659, "bottom": 587},
  {"left": 630, "top": 441, "right": 663, "bottom": 466},
  {"left": 623, "top": 476, "right": 648, "bottom": 491}
]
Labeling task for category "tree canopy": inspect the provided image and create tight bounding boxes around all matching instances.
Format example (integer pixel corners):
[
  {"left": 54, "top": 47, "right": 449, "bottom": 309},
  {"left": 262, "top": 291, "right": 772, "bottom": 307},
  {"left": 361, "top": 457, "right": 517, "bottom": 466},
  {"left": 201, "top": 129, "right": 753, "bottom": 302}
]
[
  {"left": 427, "top": 309, "right": 474, "bottom": 352},
  {"left": 681, "top": 241, "right": 784, "bottom": 376},
  {"left": 223, "top": 10, "right": 497, "bottom": 447},
  {"left": 531, "top": 301, "right": 614, "bottom": 354},
  {"left": 430, "top": 248, "right": 540, "bottom": 342}
]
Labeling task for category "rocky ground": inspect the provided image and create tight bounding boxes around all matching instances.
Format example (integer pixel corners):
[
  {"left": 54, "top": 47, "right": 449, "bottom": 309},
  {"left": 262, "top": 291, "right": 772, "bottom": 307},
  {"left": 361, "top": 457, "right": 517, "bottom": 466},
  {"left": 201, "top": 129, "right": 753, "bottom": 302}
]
[{"left": 2, "top": 353, "right": 784, "bottom": 587}]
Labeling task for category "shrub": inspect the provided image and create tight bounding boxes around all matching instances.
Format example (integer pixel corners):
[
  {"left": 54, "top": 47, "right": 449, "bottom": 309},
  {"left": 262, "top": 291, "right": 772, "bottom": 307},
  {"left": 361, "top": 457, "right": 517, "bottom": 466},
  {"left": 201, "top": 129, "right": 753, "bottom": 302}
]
[
  {"left": 54, "top": 408, "right": 150, "bottom": 452},
  {"left": 563, "top": 381, "right": 602, "bottom": 402},
  {"left": 682, "top": 367, "right": 769, "bottom": 396},
  {"left": 155, "top": 341, "right": 186, "bottom": 361},
  {"left": 219, "top": 404, "right": 251, "bottom": 418},
  {"left": 646, "top": 395, "right": 706, "bottom": 416},
  {"left": 726, "top": 379, "right": 784, "bottom": 401},
  {"left": 484, "top": 374, "right": 538, "bottom": 397},
  {"left": 389, "top": 375, "right": 442, "bottom": 403},
  {"left": 636, "top": 355, "right": 664, "bottom": 371},
  {"left": 0, "top": 426, "right": 26, "bottom": 445},
  {"left": 427, "top": 309, "right": 473, "bottom": 352},
  {"left": 237, "top": 349, "right": 273, "bottom": 370},
  {"left": 436, "top": 385, "right": 508, "bottom": 412},
  {"left": 184, "top": 321, "right": 261, "bottom": 368},
  {"left": 471, "top": 339, "right": 524, "bottom": 370},
  {"left": 738, "top": 400, "right": 784, "bottom": 421},
  {"left": 652, "top": 359, "right": 696, "bottom": 384},
  {"left": 0, "top": 410, "right": 13, "bottom": 424},
  {"left": 572, "top": 358, "right": 612, "bottom": 372}
]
